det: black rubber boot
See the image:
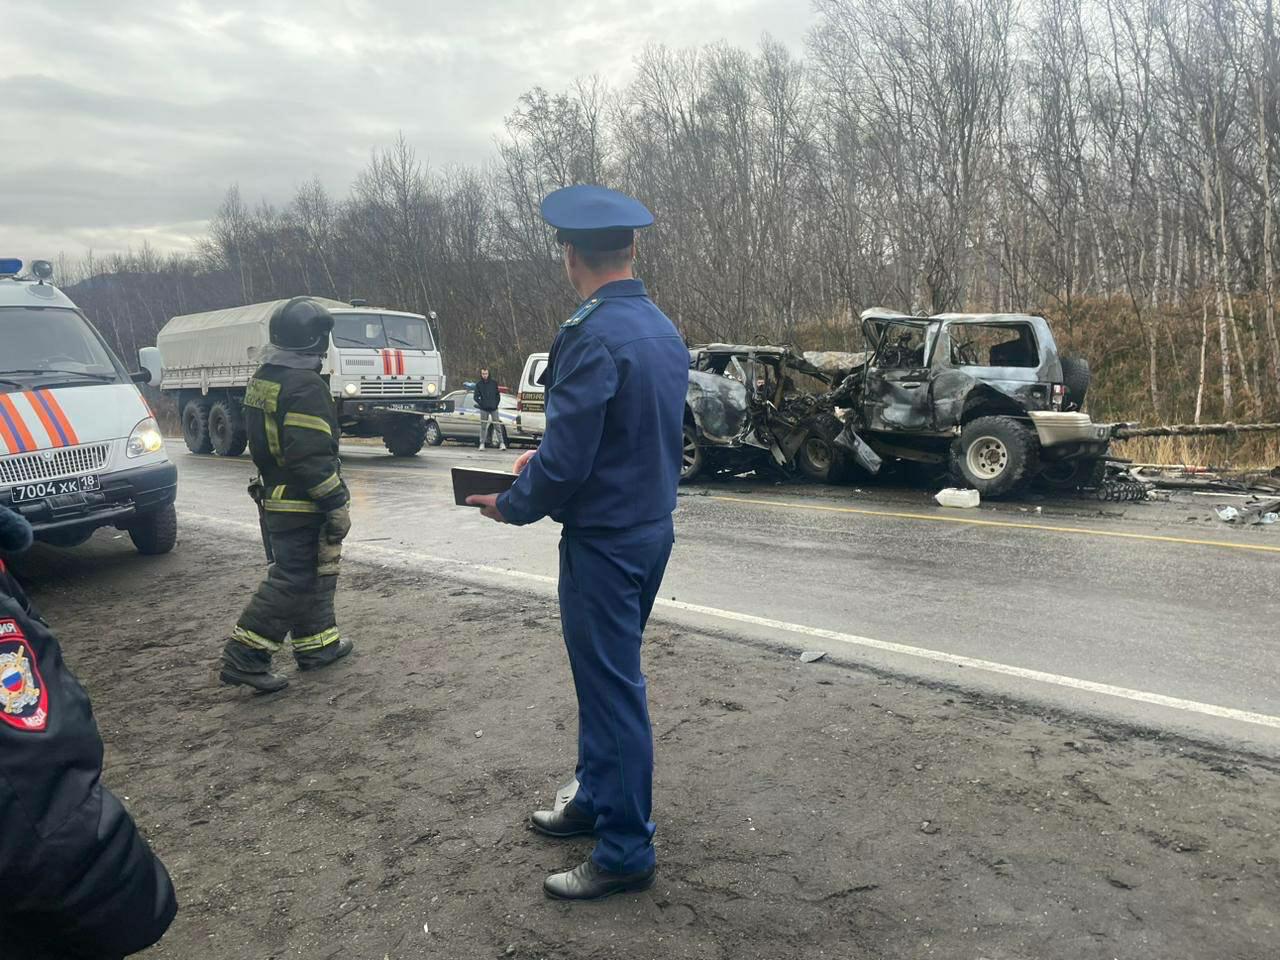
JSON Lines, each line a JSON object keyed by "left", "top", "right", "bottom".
{"left": 295, "top": 637, "right": 354, "bottom": 671}
{"left": 219, "top": 640, "right": 288, "bottom": 693}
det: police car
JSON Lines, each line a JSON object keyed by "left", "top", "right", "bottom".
{"left": 0, "top": 258, "right": 177, "bottom": 554}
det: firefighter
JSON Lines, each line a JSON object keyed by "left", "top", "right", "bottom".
{"left": 0, "top": 506, "right": 178, "bottom": 959}
{"left": 220, "top": 297, "right": 354, "bottom": 692}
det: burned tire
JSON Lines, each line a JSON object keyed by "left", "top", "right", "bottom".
{"left": 797, "top": 413, "right": 845, "bottom": 483}
{"left": 383, "top": 417, "right": 427, "bottom": 457}
{"left": 797, "top": 435, "right": 837, "bottom": 482}
{"left": 128, "top": 503, "right": 178, "bottom": 556}
{"left": 207, "top": 397, "right": 247, "bottom": 457}
{"left": 680, "top": 423, "right": 704, "bottom": 482}
{"left": 950, "top": 416, "right": 1039, "bottom": 497}
{"left": 181, "top": 399, "right": 213, "bottom": 454}
{"left": 1037, "top": 457, "right": 1105, "bottom": 492}
{"left": 1061, "top": 356, "right": 1091, "bottom": 409}
{"left": 424, "top": 419, "right": 444, "bottom": 446}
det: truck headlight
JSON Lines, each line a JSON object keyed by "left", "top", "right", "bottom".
{"left": 344, "top": 382, "right": 359, "bottom": 397}
{"left": 127, "top": 417, "right": 164, "bottom": 458}
{"left": 427, "top": 381, "right": 438, "bottom": 395}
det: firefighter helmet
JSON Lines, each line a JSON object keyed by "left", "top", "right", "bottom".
{"left": 269, "top": 297, "right": 334, "bottom": 354}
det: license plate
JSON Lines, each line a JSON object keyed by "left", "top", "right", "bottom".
{"left": 9, "top": 474, "right": 101, "bottom": 504}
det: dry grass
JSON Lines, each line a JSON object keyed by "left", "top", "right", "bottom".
{"left": 1112, "top": 433, "right": 1280, "bottom": 471}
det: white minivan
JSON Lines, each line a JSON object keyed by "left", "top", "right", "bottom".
{"left": 515, "top": 351, "right": 549, "bottom": 440}
{"left": 0, "top": 259, "right": 177, "bottom": 554}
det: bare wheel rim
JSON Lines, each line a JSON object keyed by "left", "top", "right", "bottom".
{"left": 803, "top": 437, "right": 832, "bottom": 470}
{"left": 682, "top": 432, "right": 698, "bottom": 471}
{"left": 966, "top": 435, "right": 1009, "bottom": 479}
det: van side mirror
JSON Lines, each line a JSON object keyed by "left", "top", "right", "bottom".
{"left": 137, "top": 346, "right": 163, "bottom": 387}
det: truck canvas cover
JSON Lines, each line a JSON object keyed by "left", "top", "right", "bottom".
{"left": 157, "top": 298, "right": 351, "bottom": 385}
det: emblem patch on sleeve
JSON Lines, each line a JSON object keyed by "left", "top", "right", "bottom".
{"left": 0, "top": 619, "right": 48, "bottom": 732}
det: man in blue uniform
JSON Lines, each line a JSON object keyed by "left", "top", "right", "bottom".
{"left": 468, "top": 184, "right": 688, "bottom": 900}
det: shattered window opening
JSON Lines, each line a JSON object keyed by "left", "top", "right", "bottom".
{"left": 947, "top": 322, "right": 1039, "bottom": 368}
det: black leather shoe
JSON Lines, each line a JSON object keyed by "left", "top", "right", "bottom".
{"left": 530, "top": 800, "right": 596, "bottom": 838}
{"left": 295, "top": 637, "right": 354, "bottom": 671}
{"left": 220, "top": 641, "right": 289, "bottom": 692}
{"left": 544, "top": 859, "right": 656, "bottom": 901}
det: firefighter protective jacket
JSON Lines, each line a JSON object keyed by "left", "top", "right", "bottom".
{"left": 243, "top": 362, "right": 350, "bottom": 524}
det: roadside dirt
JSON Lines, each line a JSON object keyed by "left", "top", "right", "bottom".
{"left": 15, "top": 531, "right": 1279, "bottom": 960}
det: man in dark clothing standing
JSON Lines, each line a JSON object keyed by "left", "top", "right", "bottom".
{"left": 468, "top": 185, "right": 688, "bottom": 901}
{"left": 474, "top": 366, "right": 505, "bottom": 449}
{"left": 0, "top": 506, "right": 178, "bottom": 959}
{"left": 219, "top": 297, "right": 354, "bottom": 693}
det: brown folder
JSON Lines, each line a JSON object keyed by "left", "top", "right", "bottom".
{"left": 452, "top": 467, "right": 518, "bottom": 506}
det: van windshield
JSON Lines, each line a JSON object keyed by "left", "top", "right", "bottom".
{"left": 332, "top": 313, "right": 434, "bottom": 351}
{"left": 0, "top": 307, "right": 124, "bottom": 388}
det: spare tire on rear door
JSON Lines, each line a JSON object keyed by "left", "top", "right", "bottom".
{"left": 950, "top": 415, "right": 1039, "bottom": 497}
{"left": 1060, "top": 355, "right": 1090, "bottom": 409}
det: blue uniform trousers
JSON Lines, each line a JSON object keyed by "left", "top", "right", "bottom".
{"left": 557, "top": 515, "right": 673, "bottom": 874}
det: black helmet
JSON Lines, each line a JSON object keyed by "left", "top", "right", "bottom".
{"left": 269, "top": 297, "right": 334, "bottom": 354}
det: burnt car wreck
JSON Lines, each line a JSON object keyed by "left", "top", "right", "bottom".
{"left": 681, "top": 310, "right": 1113, "bottom": 497}
{"left": 682, "top": 344, "right": 861, "bottom": 483}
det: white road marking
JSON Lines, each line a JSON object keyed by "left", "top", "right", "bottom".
{"left": 185, "top": 513, "right": 1280, "bottom": 732}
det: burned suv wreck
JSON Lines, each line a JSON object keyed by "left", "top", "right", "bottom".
{"left": 682, "top": 344, "right": 850, "bottom": 483}
{"left": 824, "top": 309, "right": 1109, "bottom": 496}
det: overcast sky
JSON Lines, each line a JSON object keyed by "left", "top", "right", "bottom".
{"left": 1, "top": 0, "right": 812, "bottom": 264}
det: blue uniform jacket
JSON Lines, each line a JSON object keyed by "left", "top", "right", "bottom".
{"left": 497, "top": 279, "right": 688, "bottom": 531}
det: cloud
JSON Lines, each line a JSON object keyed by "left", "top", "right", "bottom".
{"left": 0, "top": 0, "right": 813, "bottom": 262}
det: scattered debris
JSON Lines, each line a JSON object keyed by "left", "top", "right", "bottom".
{"left": 474, "top": 730, "right": 483, "bottom": 738}
{"left": 799, "top": 651, "right": 827, "bottom": 663}
{"left": 935, "top": 487, "right": 980, "bottom": 508}
{"left": 920, "top": 820, "right": 941, "bottom": 835}
{"left": 1213, "top": 498, "right": 1280, "bottom": 526}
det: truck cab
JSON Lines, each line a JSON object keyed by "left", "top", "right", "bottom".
{"left": 0, "top": 259, "right": 177, "bottom": 554}
{"left": 158, "top": 298, "right": 452, "bottom": 458}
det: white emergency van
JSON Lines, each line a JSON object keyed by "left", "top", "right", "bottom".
{"left": 0, "top": 259, "right": 176, "bottom": 553}
{"left": 516, "top": 351, "right": 549, "bottom": 440}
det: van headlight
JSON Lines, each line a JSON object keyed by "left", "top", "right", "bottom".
{"left": 427, "top": 381, "right": 438, "bottom": 395}
{"left": 127, "top": 417, "right": 164, "bottom": 457}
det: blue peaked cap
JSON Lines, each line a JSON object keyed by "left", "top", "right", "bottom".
{"left": 541, "top": 185, "right": 653, "bottom": 251}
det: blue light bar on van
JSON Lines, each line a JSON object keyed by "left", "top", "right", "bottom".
{"left": 0, "top": 258, "right": 22, "bottom": 277}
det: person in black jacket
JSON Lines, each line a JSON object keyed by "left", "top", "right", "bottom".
{"left": 0, "top": 506, "right": 177, "bottom": 959}
{"left": 221, "top": 297, "right": 354, "bottom": 693}
{"left": 474, "top": 366, "right": 506, "bottom": 450}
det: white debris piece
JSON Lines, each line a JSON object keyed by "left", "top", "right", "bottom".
{"left": 935, "top": 488, "right": 980, "bottom": 509}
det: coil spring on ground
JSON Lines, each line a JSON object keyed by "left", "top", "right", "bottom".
{"left": 1094, "top": 477, "right": 1151, "bottom": 502}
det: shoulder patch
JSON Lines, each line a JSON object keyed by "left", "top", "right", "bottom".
{"left": 561, "top": 298, "right": 605, "bottom": 328}
{"left": 0, "top": 619, "right": 48, "bottom": 732}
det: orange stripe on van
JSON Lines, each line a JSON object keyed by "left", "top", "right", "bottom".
{"left": 0, "top": 395, "right": 36, "bottom": 451}
{"left": 26, "top": 391, "right": 65, "bottom": 447}
{"left": 38, "top": 390, "right": 79, "bottom": 446}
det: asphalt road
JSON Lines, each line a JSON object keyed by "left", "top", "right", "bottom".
{"left": 167, "top": 439, "right": 1280, "bottom": 754}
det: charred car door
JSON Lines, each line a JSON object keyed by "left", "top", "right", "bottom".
{"left": 861, "top": 319, "right": 939, "bottom": 433}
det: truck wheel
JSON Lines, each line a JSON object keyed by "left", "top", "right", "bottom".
{"left": 383, "top": 417, "right": 427, "bottom": 457}
{"left": 182, "top": 399, "right": 213, "bottom": 454}
{"left": 680, "top": 423, "right": 704, "bottom": 482}
{"left": 1061, "top": 356, "right": 1091, "bottom": 409}
{"left": 128, "top": 503, "right": 178, "bottom": 555}
{"left": 950, "top": 416, "right": 1039, "bottom": 497}
{"left": 424, "top": 419, "right": 444, "bottom": 446}
{"left": 207, "top": 398, "right": 247, "bottom": 457}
